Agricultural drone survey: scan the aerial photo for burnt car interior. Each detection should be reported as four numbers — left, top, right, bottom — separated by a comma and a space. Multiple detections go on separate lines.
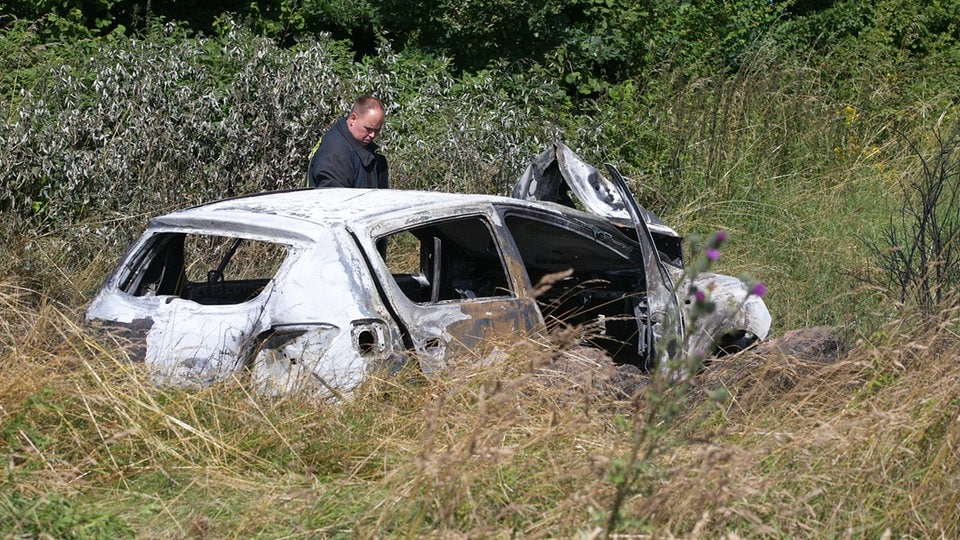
382, 216, 512, 303
118, 232, 286, 305
502, 213, 649, 363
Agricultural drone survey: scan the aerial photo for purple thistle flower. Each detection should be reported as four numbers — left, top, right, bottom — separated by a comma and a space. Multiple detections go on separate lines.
749, 282, 767, 297
714, 230, 727, 244
705, 247, 720, 261
694, 289, 706, 303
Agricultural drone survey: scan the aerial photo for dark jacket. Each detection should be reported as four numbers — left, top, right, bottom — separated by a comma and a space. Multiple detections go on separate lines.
307, 118, 389, 189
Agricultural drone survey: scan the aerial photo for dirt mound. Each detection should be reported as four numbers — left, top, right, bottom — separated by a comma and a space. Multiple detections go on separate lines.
539, 327, 843, 400
750, 326, 843, 361
534, 327, 844, 403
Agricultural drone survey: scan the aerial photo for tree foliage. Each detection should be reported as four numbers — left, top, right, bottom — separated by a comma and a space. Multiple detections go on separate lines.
3, 0, 783, 94
6, 1, 958, 98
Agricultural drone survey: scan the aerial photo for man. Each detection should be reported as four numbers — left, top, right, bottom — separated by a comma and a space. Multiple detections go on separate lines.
307, 95, 389, 189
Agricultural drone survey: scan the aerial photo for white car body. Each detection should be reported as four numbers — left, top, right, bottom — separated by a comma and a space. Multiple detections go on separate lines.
86, 143, 771, 394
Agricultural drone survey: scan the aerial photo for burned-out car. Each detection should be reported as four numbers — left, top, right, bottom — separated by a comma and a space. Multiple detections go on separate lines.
85, 142, 770, 394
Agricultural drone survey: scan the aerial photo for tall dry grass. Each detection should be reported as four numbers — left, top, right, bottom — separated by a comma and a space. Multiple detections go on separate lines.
2, 281, 958, 537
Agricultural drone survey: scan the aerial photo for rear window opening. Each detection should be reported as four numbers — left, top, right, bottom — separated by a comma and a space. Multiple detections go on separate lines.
118, 232, 287, 305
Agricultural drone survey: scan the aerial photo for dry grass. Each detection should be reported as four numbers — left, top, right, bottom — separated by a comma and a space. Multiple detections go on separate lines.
1, 283, 958, 538
641, 314, 960, 537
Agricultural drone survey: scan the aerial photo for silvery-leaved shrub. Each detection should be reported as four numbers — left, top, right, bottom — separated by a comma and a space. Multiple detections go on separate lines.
0, 17, 573, 297
2, 18, 569, 226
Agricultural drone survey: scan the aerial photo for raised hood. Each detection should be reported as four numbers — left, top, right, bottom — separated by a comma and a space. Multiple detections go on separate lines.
512, 141, 678, 238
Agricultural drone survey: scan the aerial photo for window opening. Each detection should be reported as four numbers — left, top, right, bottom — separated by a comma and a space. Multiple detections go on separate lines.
381, 217, 512, 303
120, 232, 287, 305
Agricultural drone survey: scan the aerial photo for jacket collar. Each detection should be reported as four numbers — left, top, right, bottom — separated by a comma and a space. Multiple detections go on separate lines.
336, 117, 378, 166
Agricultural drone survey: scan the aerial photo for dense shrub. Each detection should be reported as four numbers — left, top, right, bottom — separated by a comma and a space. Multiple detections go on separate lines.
4, 0, 788, 97
0, 20, 569, 225
1, 21, 345, 223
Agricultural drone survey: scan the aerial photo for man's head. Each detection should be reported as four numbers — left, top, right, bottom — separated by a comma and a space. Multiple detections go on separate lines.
346, 95, 385, 146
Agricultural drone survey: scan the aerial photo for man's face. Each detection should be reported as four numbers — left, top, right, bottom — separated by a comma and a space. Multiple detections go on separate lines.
347, 109, 384, 145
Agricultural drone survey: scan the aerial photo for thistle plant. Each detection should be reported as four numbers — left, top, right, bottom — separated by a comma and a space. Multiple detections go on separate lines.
603, 230, 766, 536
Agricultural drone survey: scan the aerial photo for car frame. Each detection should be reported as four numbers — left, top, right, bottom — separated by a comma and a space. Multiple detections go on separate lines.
85, 142, 770, 395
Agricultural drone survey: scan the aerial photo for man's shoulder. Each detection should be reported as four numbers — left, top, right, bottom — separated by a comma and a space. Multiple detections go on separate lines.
322, 117, 348, 139
312, 119, 346, 154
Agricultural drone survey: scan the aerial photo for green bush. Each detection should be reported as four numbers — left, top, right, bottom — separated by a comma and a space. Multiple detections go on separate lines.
0, 19, 354, 225
0, 19, 577, 301
0, 16, 580, 224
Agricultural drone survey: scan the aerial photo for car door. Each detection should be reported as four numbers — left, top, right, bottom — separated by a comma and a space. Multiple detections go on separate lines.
363, 213, 542, 373
513, 142, 684, 364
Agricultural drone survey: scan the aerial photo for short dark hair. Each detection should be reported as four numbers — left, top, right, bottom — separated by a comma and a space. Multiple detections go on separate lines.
351, 95, 384, 116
